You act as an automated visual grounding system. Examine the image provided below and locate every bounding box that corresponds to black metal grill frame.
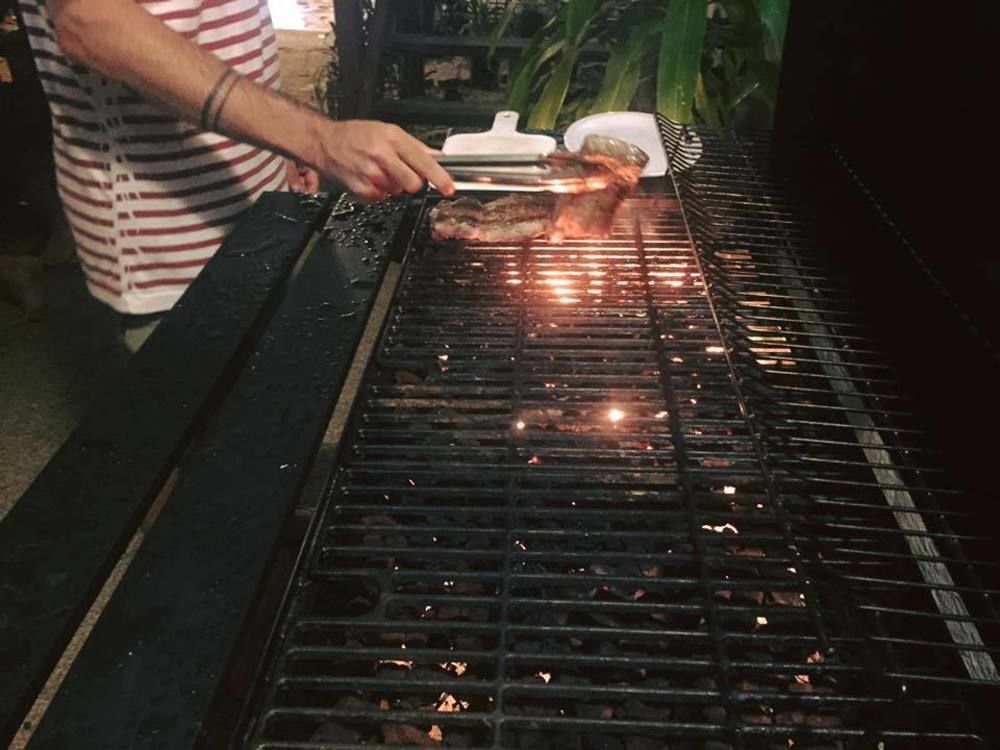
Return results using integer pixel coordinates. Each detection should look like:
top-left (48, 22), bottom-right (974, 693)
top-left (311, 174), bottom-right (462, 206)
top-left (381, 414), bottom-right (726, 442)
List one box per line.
top-left (241, 121), bottom-right (1000, 750)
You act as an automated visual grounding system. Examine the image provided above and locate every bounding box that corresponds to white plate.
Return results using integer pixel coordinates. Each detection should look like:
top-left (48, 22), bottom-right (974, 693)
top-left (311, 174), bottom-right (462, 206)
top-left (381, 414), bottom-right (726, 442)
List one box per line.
top-left (564, 112), bottom-right (677, 177)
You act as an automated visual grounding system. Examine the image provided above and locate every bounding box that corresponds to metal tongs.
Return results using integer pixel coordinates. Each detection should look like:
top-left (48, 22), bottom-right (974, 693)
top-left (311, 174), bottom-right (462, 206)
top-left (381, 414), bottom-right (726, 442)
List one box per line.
top-left (435, 153), bottom-right (611, 194)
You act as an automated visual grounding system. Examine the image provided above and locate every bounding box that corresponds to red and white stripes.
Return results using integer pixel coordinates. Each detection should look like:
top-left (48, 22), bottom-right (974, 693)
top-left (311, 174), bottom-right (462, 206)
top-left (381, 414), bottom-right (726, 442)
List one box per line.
top-left (19, 0), bottom-right (287, 313)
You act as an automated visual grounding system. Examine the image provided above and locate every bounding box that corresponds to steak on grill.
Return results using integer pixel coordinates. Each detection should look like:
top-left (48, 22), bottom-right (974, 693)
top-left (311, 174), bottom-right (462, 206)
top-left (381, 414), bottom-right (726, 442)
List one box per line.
top-left (549, 135), bottom-right (649, 241)
top-left (430, 135), bottom-right (649, 242)
top-left (429, 194), bottom-right (553, 242)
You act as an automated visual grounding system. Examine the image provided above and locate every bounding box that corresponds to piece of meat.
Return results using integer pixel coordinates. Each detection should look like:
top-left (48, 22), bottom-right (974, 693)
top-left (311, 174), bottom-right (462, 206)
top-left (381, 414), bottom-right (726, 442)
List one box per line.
top-left (430, 194), bottom-right (554, 242)
top-left (429, 136), bottom-right (648, 243)
top-left (549, 135), bottom-right (649, 240)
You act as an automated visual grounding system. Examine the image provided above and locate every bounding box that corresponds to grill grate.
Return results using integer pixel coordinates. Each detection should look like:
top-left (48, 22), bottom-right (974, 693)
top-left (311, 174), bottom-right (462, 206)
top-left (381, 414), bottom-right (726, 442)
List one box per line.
top-left (244, 125), bottom-right (999, 749)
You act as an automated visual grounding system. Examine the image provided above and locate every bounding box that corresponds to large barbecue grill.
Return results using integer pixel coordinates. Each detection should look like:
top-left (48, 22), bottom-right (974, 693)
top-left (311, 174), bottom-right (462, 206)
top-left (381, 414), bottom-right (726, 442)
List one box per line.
top-left (3, 6), bottom-right (1000, 748)
top-left (227, 119), bottom-right (999, 749)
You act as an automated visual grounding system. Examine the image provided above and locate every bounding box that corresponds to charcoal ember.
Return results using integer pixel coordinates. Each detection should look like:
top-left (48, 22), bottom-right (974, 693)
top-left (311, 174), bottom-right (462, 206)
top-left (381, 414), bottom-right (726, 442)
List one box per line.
top-left (449, 581), bottom-right (488, 595)
top-left (615, 698), bottom-right (666, 721)
top-left (625, 736), bottom-right (661, 750)
top-left (453, 634), bottom-right (484, 651)
top-left (701, 704), bottom-right (727, 724)
top-left (736, 679), bottom-right (777, 695)
top-left (514, 729), bottom-right (547, 749)
top-left (434, 605), bottom-right (490, 622)
top-left (583, 733), bottom-right (625, 750)
top-left (411, 665), bottom-right (448, 682)
top-left (775, 711), bottom-right (842, 728)
top-left (375, 662), bottom-right (413, 679)
top-left (768, 590), bottom-right (805, 607)
top-left (552, 732), bottom-right (585, 750)
top-left (382, 723), bottom-right (441, 746)
top-left (442, 729), bottom-right (475, 747)
top-left (787, 680), bottom-right (834, 695)
top-left (361, 514), bottom-right (406, 547)
top-left (724, 545), bottom-right (765, 558)
top-left (740, 709), bottom-right (774, 726)
top-left (309, 721), bottom-right (362, 745)
top-left (524, 608), bottom-right (569, 627)
top-left (394, 370), bottom-right (426, 385)
top-left (575, 702), bottom-right (614, 720)
top-left (738, 590), bottom-right (766, 605)
top-left (309, 696), bottom-right (373, 745)
top-left (382, 631), bottom-right (429, 648)
top-left (713, 589), bottom-right (764, 606)
top-left (512, 638), bottom-right (545, 654)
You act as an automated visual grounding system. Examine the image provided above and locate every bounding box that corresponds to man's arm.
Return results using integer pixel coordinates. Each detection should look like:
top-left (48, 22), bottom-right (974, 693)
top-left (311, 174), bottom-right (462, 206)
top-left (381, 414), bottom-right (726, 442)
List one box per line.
top-left (49, 0), bottom-right (454, 200)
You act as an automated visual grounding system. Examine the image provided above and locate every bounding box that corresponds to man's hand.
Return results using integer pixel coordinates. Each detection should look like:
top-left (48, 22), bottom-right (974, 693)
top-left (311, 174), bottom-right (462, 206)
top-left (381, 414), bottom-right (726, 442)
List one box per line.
top-left (309, 121), bottom-right (455, 201)
top-left (286, 160), bottom-right (320, 193)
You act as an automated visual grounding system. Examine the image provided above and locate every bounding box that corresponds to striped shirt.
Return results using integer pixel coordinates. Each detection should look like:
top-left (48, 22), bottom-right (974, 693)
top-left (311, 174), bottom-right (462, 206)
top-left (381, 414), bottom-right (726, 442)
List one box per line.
top-left (18, 0), bottom-right (288, 314)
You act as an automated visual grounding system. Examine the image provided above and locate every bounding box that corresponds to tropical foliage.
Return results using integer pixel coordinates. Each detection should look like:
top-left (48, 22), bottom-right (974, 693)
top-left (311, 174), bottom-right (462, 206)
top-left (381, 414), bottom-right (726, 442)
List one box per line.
top-left (491, 0), bottom-right (790, 129)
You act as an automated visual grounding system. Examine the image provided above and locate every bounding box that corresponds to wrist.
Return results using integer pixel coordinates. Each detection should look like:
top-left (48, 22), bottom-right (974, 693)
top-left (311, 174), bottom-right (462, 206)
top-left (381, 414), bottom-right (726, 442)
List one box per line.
top-left (291, 113), bottom-right (334, 173)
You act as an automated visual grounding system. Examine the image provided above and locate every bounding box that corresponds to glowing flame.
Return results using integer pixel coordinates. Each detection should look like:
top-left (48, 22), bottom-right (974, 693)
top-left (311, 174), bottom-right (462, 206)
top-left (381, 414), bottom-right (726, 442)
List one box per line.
top-left (608, 408), bottom-right (625, 423)
top-left (702, 523), bottom-right (739, 534)
top-left (437, 692), bottom-right (469, 713)
top-left (723, 485), bottom-right (737, 495)
top-left (515, 420), bottom-right (526, 430)
top-left (439, 661), bottom-right (468, 676)
top-left (379, 659), bottom-right (413, 669)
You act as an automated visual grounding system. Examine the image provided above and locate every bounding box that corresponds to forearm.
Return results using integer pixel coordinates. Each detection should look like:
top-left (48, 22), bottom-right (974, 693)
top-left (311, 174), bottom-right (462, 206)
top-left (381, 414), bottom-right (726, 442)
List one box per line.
top-left (50, 0), bottom-right (325, 167)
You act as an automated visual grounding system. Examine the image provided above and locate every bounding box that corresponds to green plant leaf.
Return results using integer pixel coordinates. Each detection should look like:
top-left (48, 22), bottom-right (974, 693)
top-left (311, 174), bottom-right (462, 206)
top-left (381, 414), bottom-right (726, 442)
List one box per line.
top-left (508, 39), bottom-right (566, 113)
top-left (591, 24), bottom-right (658, 113)
top-left (566, 0), bottom-right (600, 43)
top-left (693, 72), bottom-right (722, 128)
top-left (528, 47), bottom-right (580, 129)
top-left (749, 0), bottom-right (789, 58)
top-left (729, 79), bottom-right (761, 112)
top-left (747, 56), bottom-right (779, 109)
top-left (505, 6), bottom-right (567, 112)
top-left (488, 1), bottom-right (519, 61)
top-left (657, 0), bottom-right (710, 123)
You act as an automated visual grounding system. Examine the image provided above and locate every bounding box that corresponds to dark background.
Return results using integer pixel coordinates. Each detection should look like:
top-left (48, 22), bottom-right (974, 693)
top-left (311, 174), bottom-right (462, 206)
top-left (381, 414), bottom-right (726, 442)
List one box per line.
top-left (776, 1), bottom-right (1000, 532)
top-left (0, 0), bottom-right (57, 233)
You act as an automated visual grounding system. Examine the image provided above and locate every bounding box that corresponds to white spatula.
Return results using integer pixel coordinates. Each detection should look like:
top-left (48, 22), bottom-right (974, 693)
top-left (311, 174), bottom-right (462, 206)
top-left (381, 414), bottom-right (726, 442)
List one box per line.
top-left (441, 112), bottom-right (557, 191)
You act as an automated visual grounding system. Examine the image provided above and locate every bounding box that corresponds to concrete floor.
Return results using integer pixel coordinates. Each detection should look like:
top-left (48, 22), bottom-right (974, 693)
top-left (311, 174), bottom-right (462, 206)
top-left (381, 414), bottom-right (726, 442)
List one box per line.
top-left (0, 262), bottom-right (129, 520)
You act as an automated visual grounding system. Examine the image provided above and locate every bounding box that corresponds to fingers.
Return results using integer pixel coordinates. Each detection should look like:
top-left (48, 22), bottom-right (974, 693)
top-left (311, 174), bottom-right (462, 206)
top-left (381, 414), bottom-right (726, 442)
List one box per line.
top-left (286, 159), bottom-right (305, 192)
top-left (316, 121), bottom-right (455, 202)
top-left (345, 175), bottom-right (386, 203)
top-left (373, 151), bottom-right (423, 195)
top-left (393, 132), bottom-right (455, 196)
top-left (303, 168), bottom-right (320, 192)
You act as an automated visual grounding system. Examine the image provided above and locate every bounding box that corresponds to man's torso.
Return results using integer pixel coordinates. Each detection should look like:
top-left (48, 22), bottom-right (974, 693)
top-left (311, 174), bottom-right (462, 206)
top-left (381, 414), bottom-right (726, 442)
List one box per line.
top-left (18, 0), bottom-right (288, 313)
